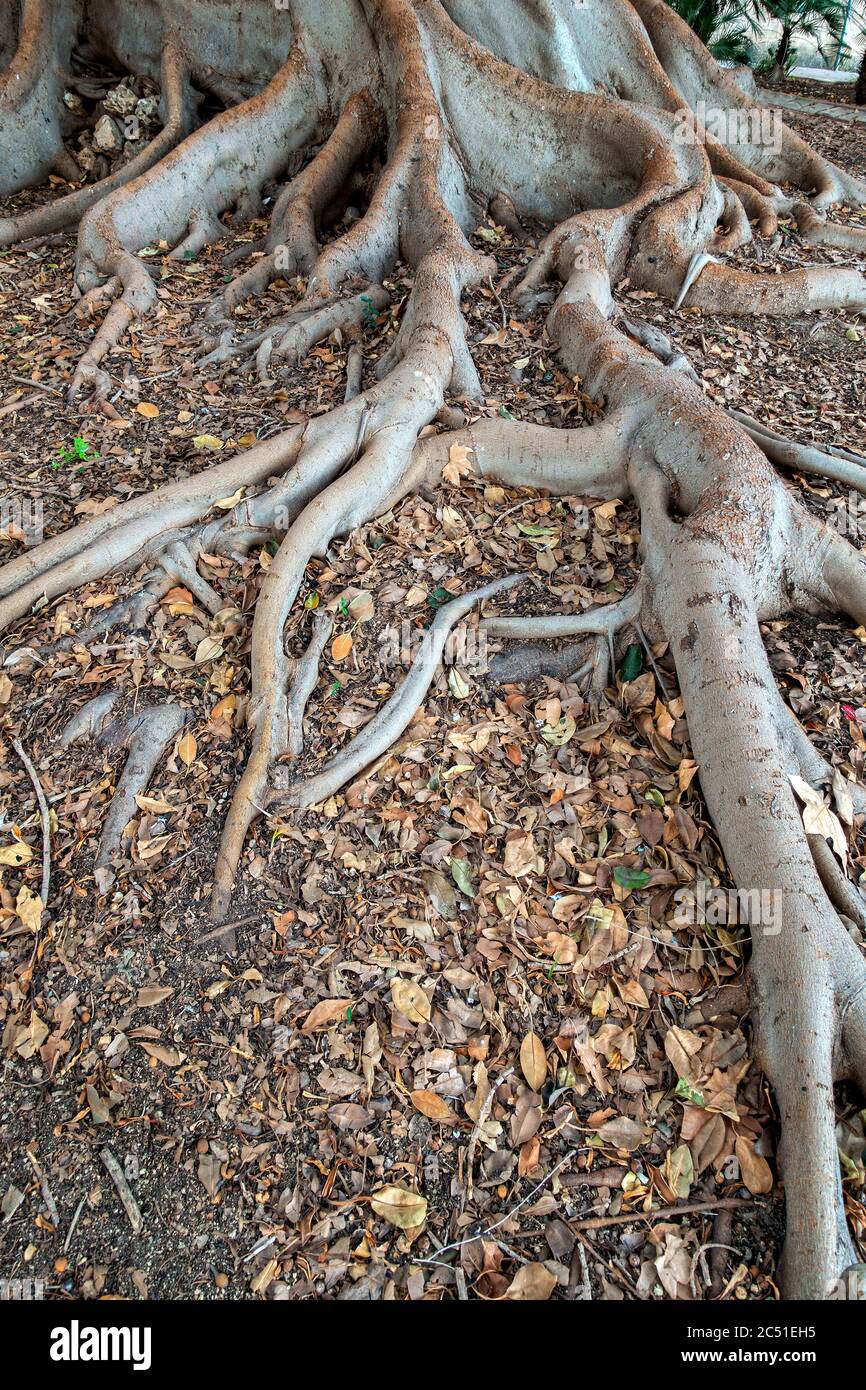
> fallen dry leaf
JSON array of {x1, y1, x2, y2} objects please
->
[
  {"x1": 520, "y1": 1032, "x2": 547, "y2": 1091},
  {"x1": 300, "y1": 997, "x2": 352, "y2": 1033},
  {"x1": 504, "y1": 1263, "x2": 557, "y2": 1300},
  {"x1": 370, "y1": 1184, "x2": 427, "y2": 1230},
  {"x1": 391, "y1": 977, "x2": 431, "y2": 1024}
]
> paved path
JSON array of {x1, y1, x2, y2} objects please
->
[{"x1": 758, "y1": 87, "x2": 866, "y2": 126}]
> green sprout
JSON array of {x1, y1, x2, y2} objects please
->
[
  {"x1": 52, "y1": 436, "x2": 100, "y2": 471},
  {"x1": 359, "y1": 293, "x2": 381, "y2": 330}
]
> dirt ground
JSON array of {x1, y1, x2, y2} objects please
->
[{"x1": 0, "y1": 80, "x2": 865, "y2": 1302}]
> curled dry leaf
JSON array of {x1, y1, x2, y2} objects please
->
[
  {"x1": 194, "y1": 636, "x2": 224, "y2": 665},
  {"x1": 789, "y1": 774, "x2": 848, "y2": 863},
  {"x1": 442, "y1": 441, "x2": 474, "y2": 486},
  {"x1": 214, "y1": 488, "x2": 244, "y2": 509},
  {"x1": 15, "y1": 885, "x2": 42, "y2": 933},
  {"x1": 177, "y1": 732, "x2": 197, "y2": 766},
  {"x1": 735, "y1": 1136, "x2": 774, "y2": 1195},
  {"x1": 391, "y1": 977, "x2": 431, "y2": 1024},
  {"x1": 348, "y1": 591, "x2": 374, "y2": 622},
  {"x1": 597, "y1": 1116, "x2": 647, "y2": 1152},
  {"x1": 331, "y1": 633, "x2": 353, "y2": 662},
  {"x1": 136, "y1": 986, "x2": 174, "y2": 1008}
]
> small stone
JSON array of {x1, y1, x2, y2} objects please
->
[
  {"x1": 93, "y1": 114, "x2": 123, "y2": 155},
  {"x1": 63, "y1": 91, "x2": 85, "y2": 115},
  {"x1": 135, "y1": 96, "x2": 160, "y2": 126},
  {"x1": 1, "y1": 1185, "x2": 25, "y2": 1220},
  {"x1": 75, "y1": 144, "x2": 98, "y2": 176},
  {"x1": 103, "y1": 83, "x2": 138, "y2": 117}
]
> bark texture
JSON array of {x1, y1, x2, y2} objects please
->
[{"x1": 2, "y1": 0, "x2": 866, "y2": 1300}]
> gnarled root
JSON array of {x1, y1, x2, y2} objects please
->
[
  {"x1": 484, "y1": 585, "x2": 643, "y2": 695},
  {"x1": 0, "y1": 427, "x2": 304, "y2": 633},
  {"x1": 210, "y1": 87, "x2": 383, "y2": 323},
  {"x1": 4, "y1": 0, "x2": 866, "y2": 1301},
  {"x1": 201, "y1": 283, "x2": 390, "y2": 382},
  {"x1": 61, "y1": 693, "x2": 187, "y2": 892},
  {"x1": 649, "y1": 544, "x2": 866, "y2": 1297},
  {"x1": 0, "y1": 0, "x2": 79, "y2": 197},
  {"x1": 276, "y1": 573, "x2": 524, "y2": 811},
  {"x1": 0, "y1": 35, "x2": 196, "y2": 247},
  {"x1": 793, "y1": 202, "x2": 866, "y2": 255},
  {"x1": 64, "y1": 44, "x2": 324, "y2": 396}
]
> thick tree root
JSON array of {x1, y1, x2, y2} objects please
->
[
  {"x1": 210, "y1": 87, "x2": 383, "y2": 323},
  {"x1": 65, "y1": 44, "x2": 325, "y2": 396},
  {"x1": 0, "y1": 0, "x2": 79, "y2": 197},
  {"x1": 0, "y1": 35, "x2": 195, "y2": 247}
]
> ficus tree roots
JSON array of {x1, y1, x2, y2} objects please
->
[{"x1": 2, "y1": 0, "x2": 866, "y2": 1299}]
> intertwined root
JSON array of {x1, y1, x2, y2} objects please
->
[{"x1": 2, "y1": 0, "x2": 866, "y2": 1298}]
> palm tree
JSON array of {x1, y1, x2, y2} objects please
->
[
  {"x1": 754, "y1": 1, "x2": 850, "y2": 76},
  {"x1": 668, "y1": 1, "x2": 758, "y2": 61},
  {"x1": 857, "y1": 46, "x2": 866, "y2": 102},
  {"x1": 669, "y1": 0, "x2": 852, "y2": 73}
]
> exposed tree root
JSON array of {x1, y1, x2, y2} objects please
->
[
  {"x1": 731, "y1": 409, "x2": 866, "y2": 497},
  {"x1": 2, "y1": 0, "x2": 866, "y2": 1298},
  {"x1": 65, "y1": 44, "x2": 326, "y2": 397},
  {"x1": 621, "y1": 316, "x2": 697, "y2": 379},
  {"x1": 483, "y1": 586, "x2": 643, "y2": 685},
  {"x1": 285, "y1": 611, "x2": 333, "y2": 759},
  {"x1": 0, "y1": 0, "x2": 79, "y2": 197},
  {"x1": 202, "y1": 284, "x2": 390, "y2": 383},
  {"x1": 275, "y1": 573, "x2": 524, "y2": 810},
  {"x1": 61, "y1": 693, "x2": 187, "y2": 892},
  {"x1": 0, "y1": 427, "x2": 305, "y2": 632},
  {"x1": 682, "y1": 261, "x2": 866, "y2": 317},
  {"x1": 793, "y1": 202, "x2": 866, "y2": 254},
  {"x1": 210, "y1": 87, "x2": 383, "y2": 323},
  {"x1": 809, "y1": 833, "x2": 866, "y2": 938},
  {"x1": 0, "y1": 34, "x2": 195, "y2": 247}
]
